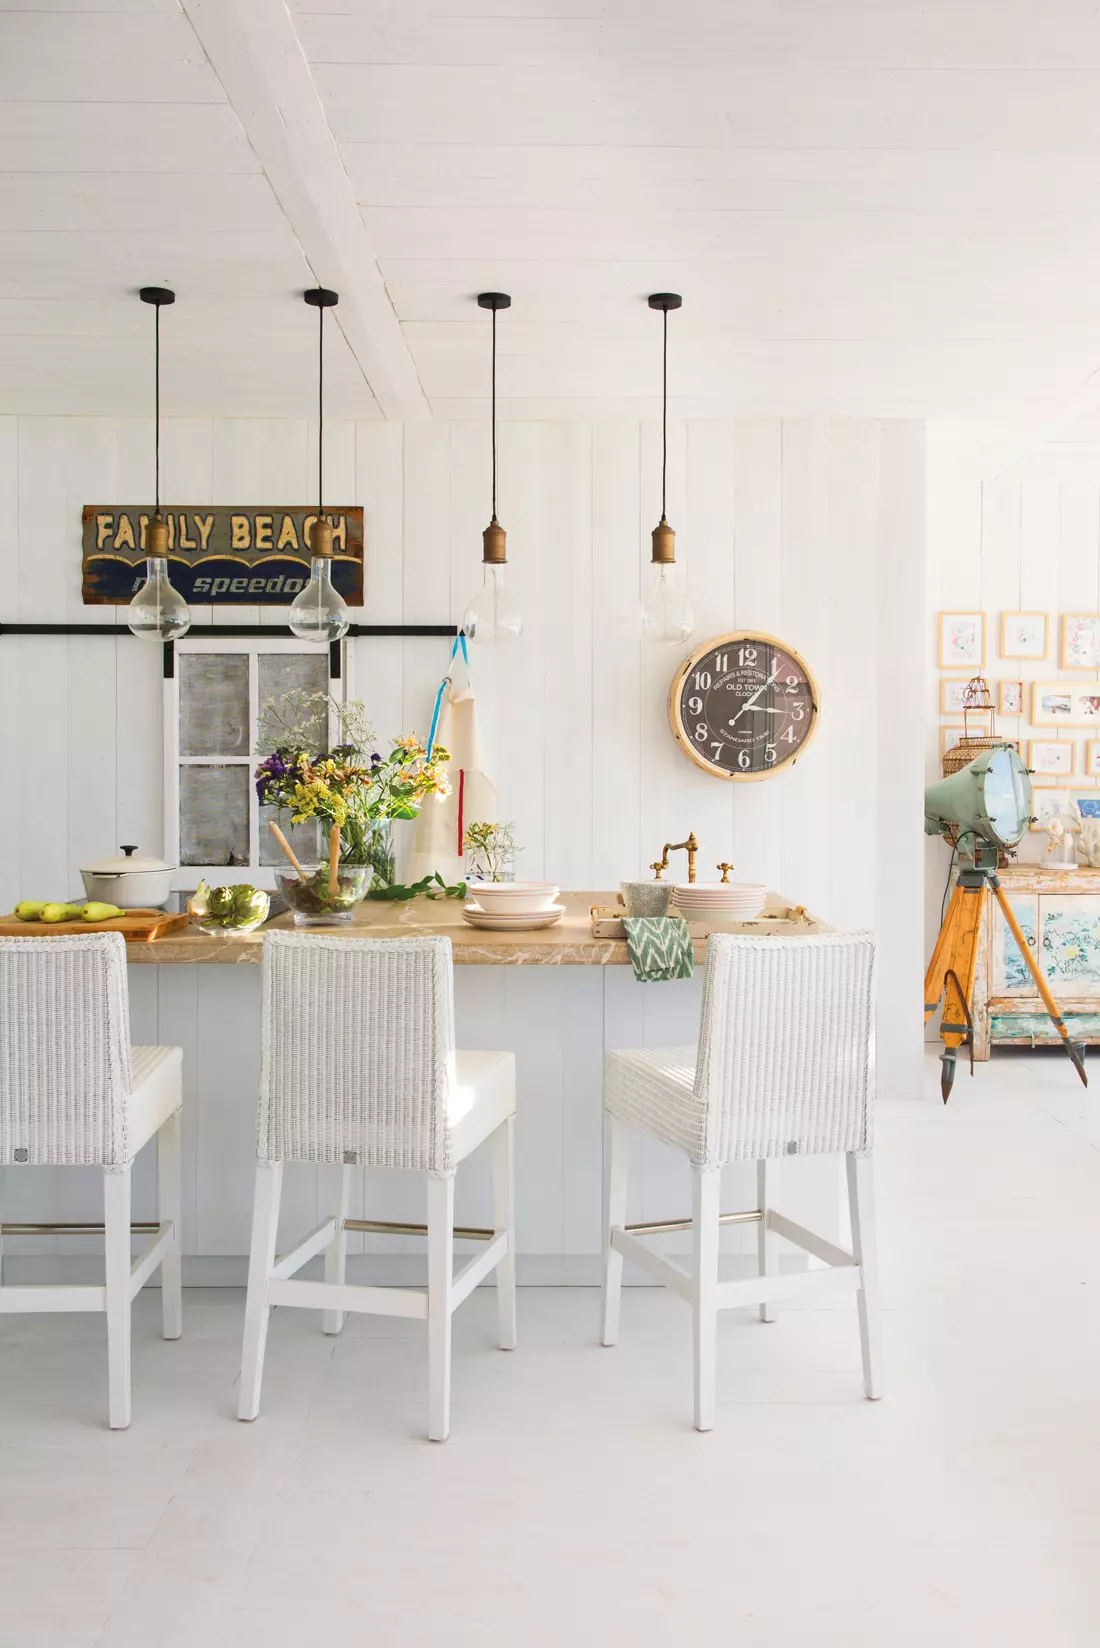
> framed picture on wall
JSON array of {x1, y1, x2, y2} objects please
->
[
  {"x1": 1030, "y1": 790, "x2": 1072, "y2": 831},
  {"x1": 1028, "y1": 739, "x2": 1076, "y2": 785},
  {"x1": 998, "y1": 680, "x2": 1024, "y2": 716},
  {"x1": 938, "y1": 612, "x2": 984, "y2": 669},
  {"x1": 940, "y1": 677, "x2": 975, "y2": 715},
  {"x1": 1031, "y1": 680, "x2": 1100, "y2": 728},
  {"x1": 1085, "y1": 741, "x2": 1100, "y2": 779},
  {"x1": 1000, "y1": 611, "x2": 1048, "y2": 660},
  {"x1": 1060, "y1": 614, "x2": 1100, "y2": 670},
  {"x1": 940, "y1": 726, "x2": 964, "y2": 758}
]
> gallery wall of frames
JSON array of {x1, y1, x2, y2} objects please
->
[
  {"x1": 925, "y1": 447, "x2": 1100, "y2": 997},
  {"x1": 935, "y1": 607, "x2": 1100, "y2": 815}
]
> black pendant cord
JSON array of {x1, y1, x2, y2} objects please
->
[
  {"x1": 154, "y1": 300, "x2": 161, "y2": 514},
  {"x1": 491, "y1": 303, "x2": 498, "y2": 522},
  {"x1": 660, "y1": 303, "x2": 668, "y2": 522},
  {"x1": 317, "y1": 300, "x2": 324, "y2": 516}
]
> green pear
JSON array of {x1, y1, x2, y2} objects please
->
[
  {"x1": 14, "y1": 901, "x2": 46, "y2": 921},
  {"x1": 80, "y1": 901, "x2": 123, "y2": 923}
]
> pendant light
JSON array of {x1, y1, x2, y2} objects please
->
[
  {"x1": 288, "y1": 288, "x2": 351, "y2": 644},
  {"x1": 641, "y1": 292, "x2": 694, "y2": 643},
  {"x1": 127, "y1": 287, "x2": 190, "y2": 641},
  {"x1": 462, "y1": 292, "x2": 522, "y2": 646}
]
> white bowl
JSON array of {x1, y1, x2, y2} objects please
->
[
  {"x1": 678, "y1": 907, "x2": 767, "y2": 929},
  {"x1": 674, "y1": 883, "x2": 767, "y2": 920},
  {"x1": 465, "y1": 880, "x2": 560, "y2": 913}
]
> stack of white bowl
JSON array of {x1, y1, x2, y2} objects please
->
[
  {"x1": 671, "y1": 881, "x2": 768, "y2": 928},
  {"x1": 463, "y1": 881, "x2": 563, "y2": 931}
]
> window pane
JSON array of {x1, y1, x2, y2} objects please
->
[
  {"x1": 179, "y1": 765, "x2": 250, "y2": 867},
  {"x1": 259, "y1": 804, "x2": 321, "y2": 868},
  {"x1": 179, "y1": 655, "x2": 250, "y2": 758},
  {"x1": 256, "y1": 654, "x2": 329, "y2": 755}
]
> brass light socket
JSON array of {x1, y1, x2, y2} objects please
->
[
  {"x1": 651, "y1": 516, "x2": 676, "y2": 564},
  {"x1": 145, "y1": 514, "x2": 169, "y2": 559},
  {"x1": 310, "y1": 517, "x2": 334, "y2": 559},
  {"x1": 482, "y1": 517, "x2": 507, "y2": 564}
]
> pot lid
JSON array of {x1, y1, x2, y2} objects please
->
[{"x1": 81, "y1": 844, "x2": 177, "y2": 874}]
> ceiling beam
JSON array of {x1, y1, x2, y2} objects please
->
[{"x1": 181, "y1": 0, "x2": 429, "y2": 422}]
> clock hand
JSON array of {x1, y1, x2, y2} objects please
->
[{"x1": 726, "y1": 664, "x2": 782, "y2": 729}]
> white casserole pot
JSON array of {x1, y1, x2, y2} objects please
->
[{"x1": 80, "y1": 846, "x2": 177, "y2": 910}]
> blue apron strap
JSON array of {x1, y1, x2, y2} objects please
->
[{"x1": 427, "y1": 633, "x2": 468, "y2": 757}]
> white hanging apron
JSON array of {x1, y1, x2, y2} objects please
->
[{"x1": 407, "y1": 636, "x2": 496, "y2": 884}]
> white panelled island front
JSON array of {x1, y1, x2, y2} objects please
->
[{"x1": 0, "y1": 895, "x2": 839, "y2": 1286}]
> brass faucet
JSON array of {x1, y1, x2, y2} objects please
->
[{"x1": 650, "y1": 832, "x2": 699, "y2": 883}]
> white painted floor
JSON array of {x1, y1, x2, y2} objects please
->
[{"x1": 1, "y1": 1048, "x2": 1098, "y2": 1647}]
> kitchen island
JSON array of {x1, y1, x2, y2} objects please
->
[
  {"x1": 127, "y1": 889, "x2": 825, "y2": 966},
  {"x1": 3, "y1": 892, "x2": 838, "y2": 1287}
]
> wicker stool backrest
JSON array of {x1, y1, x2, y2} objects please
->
[
  {"x1": 257, "y1": 932, "x2": 456, "y2": 1172},
  {"x1": 0, "y1": 933, "x2": 134, "y2": 1167},
  {"x1": 694, "y1": 932, "x2": 877, "y2": 1166}
]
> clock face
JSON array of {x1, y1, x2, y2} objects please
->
[{"x1": 669, "y1": 631, "x2": 819, "y2": 781}]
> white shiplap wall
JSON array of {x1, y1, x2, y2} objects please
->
[{"x1": 0, "y1": 413, "x2": 925, "y2": 1271}]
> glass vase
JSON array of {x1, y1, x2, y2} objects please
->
[
  {"x1": 464, "y1": 844, "x2": 515, "y2": 884},
  {"x1": 340, "y1": 817, "x2": 396, "y2": 892}
]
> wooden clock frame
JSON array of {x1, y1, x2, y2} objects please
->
[{"x1": 667, "y1": 629, "x2": 821, "y2": 783}]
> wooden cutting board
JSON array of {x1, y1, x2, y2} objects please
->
[{"x1": 0, "y1": 909, "x2": 189, "y2": 941}]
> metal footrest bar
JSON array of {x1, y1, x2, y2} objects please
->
[
  {"x1": 342, "y1": 1218, "x2": 494, "y2": 1241},
  {"x1": 1, "y1": 1222, "x2": 161, "y2": 1237},
  {"x1": 625, "y1": 1209, "x2": 763, "y2": 1238}
]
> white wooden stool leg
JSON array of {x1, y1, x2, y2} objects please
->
[
  {"x1": 322, "y1": 1163, "x2": 352, "y2": 1335},
  {"x1": 238, "y1": 1161, "x2": 283, "y2": 1422},
  {"x1": 757, "y1": 1158, "x2": 778, "y2": 1324},
  {"x1": 491, "y1": 1117, "x2": 517, "y2": 1351},
  {"x1": 600, "y1": 1113, "x2": 629, "y2": 1347},
  {"x1": 692, "y1": 1165, "x2": 721, "y2": 1432},
  {"x1": 104, "y1": 1165, "x2": 133, "y2": 1430},
  {"x1": 157, "y1": 1109, "x2": 183, "y2": 1341},
  {"x1": 427, "y1": 1172, "x2": 455, "y2": 1442},
  {"x1": 846, "y1": 1153, "x2": 883, "y2": 1400}
]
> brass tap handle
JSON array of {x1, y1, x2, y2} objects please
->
[
  {"x1": 716, "y1": 862, "x2": 734, "y2": 884},
  {"x1": 651, "y1": 832, "x2": 700, "y2": 884}
]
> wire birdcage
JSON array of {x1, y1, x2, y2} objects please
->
[{"x1": 942, "y1": 677, "x2": 1005, "y2": 775}]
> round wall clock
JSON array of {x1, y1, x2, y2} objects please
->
[{"x1": 668, "y1": 630, "x2": 820, "y2": 782}]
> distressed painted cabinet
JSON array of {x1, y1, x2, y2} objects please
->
[{"x1": 979, "y1": 865, "x2": 1100, "y2": 1054}]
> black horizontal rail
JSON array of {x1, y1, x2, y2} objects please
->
[
  {"x1": 0, "y1": 623, "x2": 456, "y2": 638},
  {"x1": 0, "y1": 622, "x2": 459, "y2": 683}
]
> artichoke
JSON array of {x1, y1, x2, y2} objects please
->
[
  {"x1": 187, "y1": 878, "x2": 269, "y2": 931},
  {"x1": 229, "y1": 884, "x2": 270, "y2": 924},
  {"x1": 207, "y1": 885, "x2": 235, "y2": 918}
]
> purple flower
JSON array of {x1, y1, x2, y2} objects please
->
[{"x1": 370, "y1": 753, "x2": 382, "y2": 767}]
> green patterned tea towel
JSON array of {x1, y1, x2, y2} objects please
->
[{"x1": 622, "y1": 915, "x2": 695, "y2": 982}]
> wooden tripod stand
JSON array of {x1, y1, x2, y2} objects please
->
[{"x1": 924, "y1": 866, "x2": 1088, "y2": 1101}]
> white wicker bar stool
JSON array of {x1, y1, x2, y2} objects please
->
[
  {"x1": 601, "y1": 931, "x2": 881, "y2": 1431},
  {"x1": 238, "y1": 931, "x2": 517, "y2": 1441},
  {"x1": 0, "y1": 933, "x2": 183, "y2": 1429}
]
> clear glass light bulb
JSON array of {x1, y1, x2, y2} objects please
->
[
  {"x1": 127, "y1": 557, "x2": 191, "y2": 641},
  {"x1": 288, "y1": 557, "x2": 350, "y2": 644},
  {"x1": 462, "y1": 563, "x2": 523, "y2": 646},
  {"x1": 641, "y1": 562, "x2": 694, "y2": 643}
]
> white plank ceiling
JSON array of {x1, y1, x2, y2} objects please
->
[{"x1": 5, "y1": 0, "x2": 1100, "y2": 430}]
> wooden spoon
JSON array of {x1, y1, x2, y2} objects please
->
[{"x1": 268, "y1": 821, "x2": 306, "y2": 882}]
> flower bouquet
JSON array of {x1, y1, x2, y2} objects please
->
[{"x1": 255, "y1": 692, "x2": 450, "y2": 920}]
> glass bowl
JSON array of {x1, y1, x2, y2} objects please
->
[
  {"x1": 276, "y1": 864, "x2": 372, "y2": 926},
  {"x1": 188, "y1": 884, "x2": 270, "y2": 935}
]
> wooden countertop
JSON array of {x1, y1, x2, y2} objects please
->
[{"x1": 125, "y1": 891, "x2": 825, "y2": 966}]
